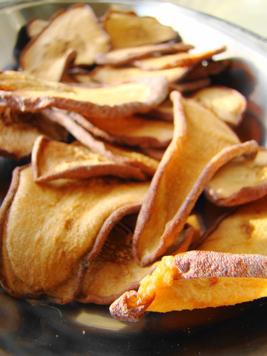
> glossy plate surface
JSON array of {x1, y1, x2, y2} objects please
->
[{"x1": 0, "y1": 1, "x2": 267, "y2": 355}]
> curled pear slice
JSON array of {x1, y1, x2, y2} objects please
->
[
  {"x1": 206, "y1": 149, "x2": 267, "y2": 206},
  {"x1": 0, "y1": 71, "x2": 168, "y2": 120},
  {"x1": 133, "y1": 91, "x2": 257, "y2": 266},
  {"x1": 110, "y1": 250, "x2": 267, "y2": 321}
]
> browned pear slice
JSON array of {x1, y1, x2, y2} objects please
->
[
  {"x1": 96, "y1": 42, "x2": 193, "y2": 66},
  {"x1": 42, "y1": 109, "x2": 159, "y2": 177},
  {"x1": 199, "y1": 195, "x2": 267, "y2": 255},
  {"x1": 110, "y1": 251, "x2": 267, "y2": 321},
  {"x1": 206, "y1": 149, "x2": 267, "y2": 206},
  {"x1": 133, "y1": 91, "x2": 258, "y2": 266},
  {"x1": 78, "y1": 221, "x2": 153, "y2": 304},
  {"x1": 0, "y1": 165, "x2": 149, "y2": 300},
  {"x1": 21, "y1": 4, "x2": 110, "y2": 80},
  {"x1": 32, "y1": 136, "x2": 147, "y2": 182},
  {"x1": 0, "y1": 107, "x2": 67, "y2": 159},
  {"x1": 0, "y1": 71, "x2": 168, "y2": 120},
  {"x1": 103, "y1": 10, "x2": 179, "y2": 49},
  {"x1": 71, "y1": 110, "x2": 173, "y2": 148},
  {"x1": 134, "y1": 47, "x2": 226, "y2": 70},
  {"x1": 193, "y1": 86, "x2": 247, "y2": 126},
  {"x1": 27, "y1": 19, "x2": 48, "y2": 38},
  {"x1": 83, "y1": 66, "x2": 189, "y2": 85}
]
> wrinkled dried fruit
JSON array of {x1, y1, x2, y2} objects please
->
[
  {"x1": 0, "y1": 107, "x2": 67, "y2": 159},
  {"x1": 84, "y1": 66, "x2": 189, "y2": 85},
  {"x1": 134, "y1": 47, "x2": 226, "y2": 70},
  {"x1": 110, "y1": 251, "x2": 267, "y2": 321},
  {"x1": 21, "y1": 4, "x2": 110, "y2": 80},
  {"x1": 193, "y1": 86, "x2": 247, "y2": 126},
  {"x1": 0, "y1": 166, "x2": 148, "y2": 301},
  {"x1": 206, "y1": 149, "x2": 267, "y2": 206},
  {"x1": 0, "y1": 71, "x2": 168, "y2": 120},
  {"x1": 133, "y1": 91, "x2": 257, "y2": 265},
  {"x1": 96, "y1": 42, "x2": 193, "y2": 66},
  {"x1": 32, "y1": 136, "x2": 149, "y2": 182},
  {"x1": 199, "y1": 195, "x2": 267, "y2": 255},
  {"x1": 103, "y1": 10, "x2": 179, "y2": 49},
  {"x1": 41, "y1": 109, "x2": 159, "y2": 177},
  {"x1": 78, "y1": 221, "x2": 153, "y2": 304}
]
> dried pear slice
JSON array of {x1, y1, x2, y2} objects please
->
[
  {"x1": 0, "y1": 71, "x2": 168, "y2": 120},
  {"x1": 0, "y1": 166, "x2": 148, "y2": 299},
  {"x1": 78, "y1": 222, "x2": 153, "y2": 304},
  {"x1": 32, "y1": 136, "x2": 146, "y2": 182},
  {"x1": 27, "y1": 19, "x2": 48, "y2": 38},
  {"x1": 21, "y1": 4, "x2": 110, "y2": 80},
  {"x1": 81, "y1": 66, "x2": 189, "y2": 85},
  {"x1": 96, "y1": 42, "x2": 193, "y2": 66},
  {"x1": 199, "y1": 196, "x2": 267, "y2": 254},
  {"x1": 133, "y1": 91, "x2": 258, "y2": 265},
  {"x1": 110, "y1": 251, "x2": 267, "y2": 321},
  {"x1": 193, "y1": 86, "x2": 247, "y2": 126},
  {"x1": 71, "y1": 110, "x2": 173, "y2": 148},
  {"x1": 103, "y1": 10, "x2": 179, "y2": 49},
  {"x1": 206, "y1": 149, "x2": 267, "y2": 206},
  {"x1": 134, "y1": 47, "x2": 226, "y2": 71},
  {"x1": 43, "y1": 109, "x2": 158, "y2": 177},
  {"x1": 0, "y1": 108, "x2": 67, "y2": 159}
]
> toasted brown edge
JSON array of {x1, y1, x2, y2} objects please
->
[
  {"x1": 32, "y1": 135, "x2": 146, "y2": 182},
  {"x1": 0, "y1": 76, "x2": 168, "y2": 120},
  {"x1": 110, "y1": 250, "x2": 267, "y2": 321},
  {"x1": 193, "y1": 85, "x2": 247, "y2": 127}
]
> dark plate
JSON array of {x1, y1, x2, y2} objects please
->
[{"x1": 0, "y1": 1, "x2": 267, "y2": 355}]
